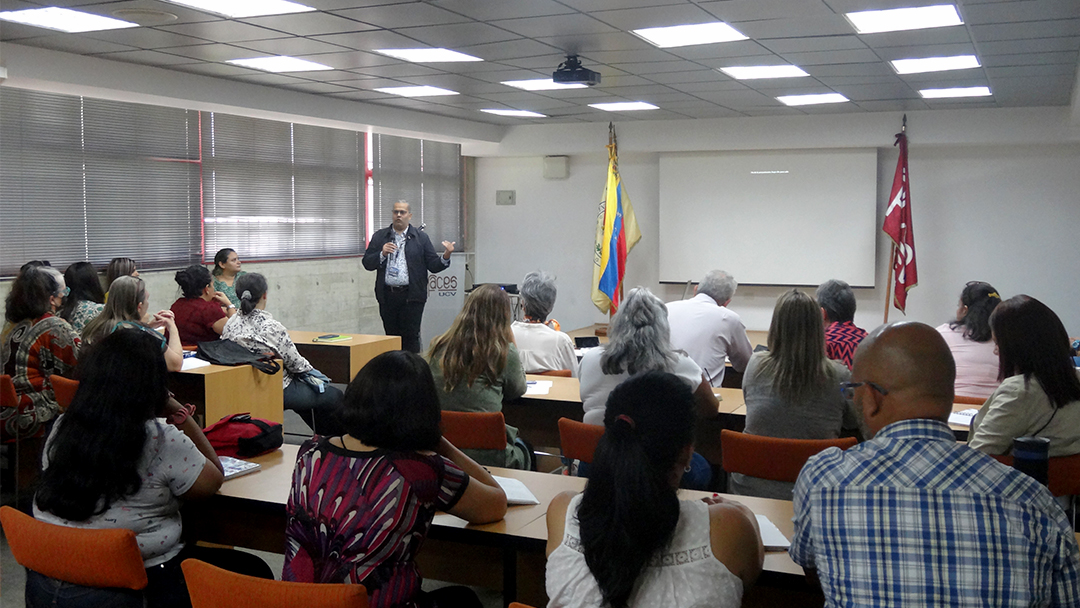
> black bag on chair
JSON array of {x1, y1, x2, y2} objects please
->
[{"x1": 195, "y1": 340, "x2": 281, "y2": 375}]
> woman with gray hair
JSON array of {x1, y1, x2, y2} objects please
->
[
  {"x1": 578, "y1": 287, "x2": 719, "y2": 489},
  {"x1": 511, "y1": 271, "x2": 577, "y2": 375}
]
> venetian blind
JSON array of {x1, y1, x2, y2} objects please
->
[{"x1": 371, "y1": 134, "x2": 463, "y2": 248}]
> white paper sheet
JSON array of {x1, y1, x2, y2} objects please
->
[
  {"x1": 493, "y1": 476, "x2": 540, "y2": 505},
  {"x1": 948, "y1": 408, "x2": 979, "y2": 427},
  {"x1": 525, "y1": 380, "x2": 553, "y2": 396},
  {"x1": 181, "y1": 356, "x2": 212, "y2": 371},
  {"x1": 756, "y1": 514, "x2": 790, "y2": 550}
]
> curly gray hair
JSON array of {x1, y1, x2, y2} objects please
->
[
  {"x1": 520, "y1": 271, "x2": 557, "y2": 322},
  {"x1": 601, "y1": 287, "x2": 677, "y2": 376},
  {"x1": 698, "y1": 270, "x2": 737, "y2": 305}
]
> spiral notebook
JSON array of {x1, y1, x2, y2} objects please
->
[{"x1": 220, "y1": 456, "x2": 261, "y2": 480}]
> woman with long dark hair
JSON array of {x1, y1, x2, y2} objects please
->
[
  {"x1": 426, "y1": 284, "x2": 529, "y2": 469},
  {"x1": 171, "y1": 265, "x2": 236, "y2": 346},
  {"x1": 283, "y1": 350, "x2": 506, "y2": 608},
  {"x1": 32, "y1": 329, "x2": 270, "y2": 607},
  {"x1": 936, "y1": 281, "x2": 1002, "y2": 400},
  {"x1": 58, "y1": 262, "x2": 105, "y2": 336},
  {"x1": 546, "y1": 371, "x2": 763, "y2": 608},
  {"x1": 733, "y1": 289, "x2": 854, "y2": 499},
  {"x1": 969, "y1": 295, "x2": 1080, "y2": 457},
  {"x1": 1, "y1": 266, "x2": 79, "y2": 443}
]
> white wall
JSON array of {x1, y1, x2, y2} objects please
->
[{"x1": 474, "y1": 119, "x2": 1080, "y2": 337}]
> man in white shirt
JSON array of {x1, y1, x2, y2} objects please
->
[
  {"x1": 511, "y1": 271, "x2": 577, "y2": 376},
  {"x1": 667, "y1": 269, "x2": 753, "y2": 386}
]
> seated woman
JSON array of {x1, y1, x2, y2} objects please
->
[
  {"x1": 969, "y1": 295, "x2": 1080, "y2": 457},
  {"x1": 283, "y1": 350, "x2": 507, "y2": 608},
  {"x1": 426, "y1": 284, "x2": 530, "y2": 469},
  {"x1": 33, "y1": 329, "x2": 271, "y2": 608},
  {"x1": 1, "y1": 266, "x2": 79, "y2": 443},
  {"x1": 732, "y1": 289, "x2": 854, "y2": 500},
  {"x1": 546, "y1": 371, "x2": 763, "y2": 608},
  {"x1": 58, "y1": 262, "x2": 105, "y2": 336},
  {"x1": 511, "y1": 271, "x2": 577, "y2": 376},
  {"x1": 936, "y1": 281, "x2": 1002, "y2": 401},
  {"x1": 221, "y1": 273, "x2": 343, "y2": 436},
  {"x1": 82, "y1": 276, "x2": 184, "y2": 372},
  {"x1": 171, "y1": 265, "x2": 237, "y2": 347},
  {"x1": 104, "y1": 257, "x2": 138, "y2": 302},
  {"x1": 211, "y1": 248, "x2": 246, "y2": 309}
]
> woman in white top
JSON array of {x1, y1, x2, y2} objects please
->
[
  {"x1": 547, "y1": 371, "x2": 763, "y2": 608},
  {"x1": 510, "y1": 271, "x2": 577, "y2": 376},
  {"x1": 936, "y1": 281, "x2": 1002, "y2": 400}
]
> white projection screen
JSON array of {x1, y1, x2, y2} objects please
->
[{"x1": 659, "y1": 148, "x2": 878, "y2": 286}]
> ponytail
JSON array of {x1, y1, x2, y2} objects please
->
[
  {"x1": 235, "y1": 273, "x2": 268, "y2": 315},
  {"x1": 577, "y1": 371, "x2": 696, "y2": 608}
]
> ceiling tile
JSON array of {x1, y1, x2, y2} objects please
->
[
  {"x1": 475, "y1": 90, "x2": 555, "y2": 103},
  {"x1": 556, "y1": 0, "x2": 686, "y2": 11},
  {"x1": 980, "y1": 50, "x2": 1079, "y2": 67},
  {"x1": 310, "y1": 29, "x2": 423, "y2": 50},
  {"x1": 989, "y1": 75, "x2": 1074, "y2": 104},
  {"x1": 396, "y1": 74, "x2": 508, "y2": 94},
  {"x1": 171, "y1": 62, "x2": 262, "y2": 77},
  {"x1": 159, "y1": 21, "x2": 289, "y2": 43},
  {"x1": 779, "y1": 48, "x2": 882, "y2": 65},
  {"x1": 859, "y1": 27, "x2": 972, "y2": 48},
  {"x1": 396, "y1": 22, "x2": 521, "y2": 47},
  {"x1": 43, "y1": 0, "x2": 223, "y2": 25},
  {"x1": 578, "y1": 48, "x2": 679, "y2": 64},
  {"x1": 330, "y1": 2, "x2": 470, "y2": 28},
  {"x1": 16, "y1": 34, "x2": 135, "y2": 55},
  {"x1": 645, "y1": 69, "x2": 727, "y2": 84},
  {"x1": 816, "y1": 74, "x2": 905, "y2": 87},
  {"x1": 670, "y1": 80, "x2": 750, "y2": 92},
  {"x1": 304, "y1": 0, "x2": 414, "y2": 8},
  {"x1": 326, "y1": 89, "x2": 397, "y2": 101},
  {"x1": 822, "y1": 0, "x2": 948, "y2": 13},
  {"x1": 892, "y1": 66, "x2": 985, "y2": 82},
  {"x1": 663, "y1": 40, "x2": 774, "y2": 60},
  {"x1": 492, "y1": 14, "x2": 619, "y2": 38},
  {"x1": 700, "y1": 0, "x2": 837, "y2": 22},
  {"x1": 431, "y1": 0, "x2": 574, "y2": 21},
  {"x1": 589, "y1": 4, "x2": 718, "y2": 30},
  {"x1": 157, "y1": 43, "x2": 263, "y2": 62},
  {"x1": 296, "y1": 49, "x2": 397, "y2": 69},
  {"x1": 761, "y1": 35, "x2": 869, "y2": 54},
  {"x1": 808, "y1": 62, "x2": 897, "y2": 77},
  {"x1": 279, "y1": 81, "x2": 357, "y2": 94},
  {"x1": 299, "y1": 69, "x2": 376, "y2": 82},
  {"x1": 667, "y1": 105, "x2": 746, "y2": 118},
  {"x1": 94, "y1": 48, "x2": 201, "y2": 66},
  {"x1": 695, "y1": 88, "x2": 781, "y2": 108},
  {"x1": 608, "y1": 59, "x2": 703, "y2": 73},
  {"x1": 970, "y1": 19, "x2": 1080, "y2": 41},
  {"x1": 498, "y1": 53, "x2": 572, "y2": 69},
  {"x1": 457, "y1": 38, "x2": 561, "y2": 61},
  {"x1": 238, "y1": 36, "x2": 353, "y2": 56},
  {"x1": 736, "y1": 106, "x2": 802, "y2": 116},
  {"x1": 1, "y1": 22, "x2": 61, "y2": 41},
  {"x1": 239, "y1": 13, "x2": 376, "y2": 37},
  {"x1": 733, "y1": 15, "x2": 855, "y2": 40},
  {"x1": 837, "y1": 83, "x2": 920, "y2": 100},
  {"x1": 465, "y1": 68, "x2": 551, "y2": 83},
  {"x1": 536, "y1": 31, "x2": 657, "y2": 55},
  {"x1": 356, "y1": 63, "x2": 448, "y2": 78},
  {"x1": 986, "y1": 63, "x2": 1078, "y2": 78},
  {"x1": 226, "y1": 72, "x2": 318, "y2": 86},
  {"x1": 873, "y1": 43, "x2": 976, "y2": 61},
  {"x1": 85, "y1": 28, "x2": 208, "y2": 49},
  {"x1": 854, "y1": 99, "x2": 930, "y2": 112},
  {"x1": 963, "y1": 0, "x2": 1080, "y2": 25},
  {"x1": 977, "y1": 36, "x2": 1080, "y2": 55}
]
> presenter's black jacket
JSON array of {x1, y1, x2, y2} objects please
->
[{"x1": 362, "y1": 224, "x2": 448, "y2": 304}]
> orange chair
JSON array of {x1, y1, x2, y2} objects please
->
[
  {"x1": 558, "y1": 417, "x2": 605, "y2": 464},
  {"x1": 509, "y1": 604, "x2": 537, "y2": 608},
  {"x1": 534, "y1": 369, "x2": 572, "y2": 377},
  {"x1": 953, "y1": 395, "x2": 985, "y2": 406},
  {"x1": 720, "y1": 430, "x2": 858, "y2": 483},
  {"x1": 49, "y1": 375, "x2": 79, "y2": 410},
  {"x1": 0, "y1": 505, "x2": 148, "y2": 592},
  {"x1": 440, "y1": 410, "x2": 507, "y2": 451},
  {"x1": 182, "y1": 559, "x2": 368, "y2": 608},
  {"x1": 989, "y1": 453, "x2": 1080, "y2": 498}
]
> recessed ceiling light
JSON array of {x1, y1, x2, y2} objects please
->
[
  {"x1": 589, "y1": 102, "x2": 659, "y2": 112},
  {"x1": 161, "y1": 0, "x2": 314, "y2": 18},
  {"x1": 919, "y1": 86, "x2": 991, "y2": 98},
  {"x1": 501, "y1": 79, "x2": 589, "y2": 91},
  {"x1": 374, "y1": 86, "x2": 460, "y2": 97},
  {"x1": 631, "y1": 22, "x2": 748, "y2": 48},
  {"x1": 481, "y1": 109, "x2": 547, "y2": 118},
  {"x1": 374, "y1": 48, "x2": 483, "y2": 63},
  {"x1": 0, "y1": 7, "x2": 137, "y2": 33},
  {"x1": 719, "y1": 65, "x2": 810, "y2": 80},
  {"x1": 891, "y1": 55, "x2": 980, "y2": 74},
  {"x1": 776, "y1": 93, "x2": 849, "y2": 106},
  {"x1": 845, "y1": 4, "x2": 962, "y2": 34},
  {"x1": 227, "y1": 56, "x2": 332, "y2": 73}
]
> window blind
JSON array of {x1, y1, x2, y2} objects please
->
[{"x1": 371, "y1": 134, "x2": 463, "y2": 248}]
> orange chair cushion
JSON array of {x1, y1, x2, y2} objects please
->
[
  {"x1": 558, "y1": 417, "x2": 604, "y2": 464},
  {"x1": 0, "y1": 506, "x2": 148, "y2": 590},
  {"x1": 534, "y1": 369, "x2": 572, "y2": 378},
  {"x1": 49, "y1": 375, "x2": 79, "y2": 410},
  {"x1": 720, "y1": 430, "x2": 858, "y2": 483},
  {"x1": 988, "y1": 453, "x2": 1080, "y2": 497},
  {"x1": 0, "y1": 375, "x2": 16, "y2": 408},
  {"x1": 440, "y1": 411, "x2": 506, "y2": 451},
  {"x1": 182, "y1": 559, "x2": 368, "y2": 608},
  {"x1": 953, "y1": 395, "x2": 986, "y2": 406}
]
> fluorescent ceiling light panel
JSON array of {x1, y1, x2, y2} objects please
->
[
  {"x1": 227, "y1": 56, "x2": 332, "y2": 72},
  {"x1": 481, "y1": 109, "x2": 547, "y2": 118},
  {"x1": 845, "y1": 4, "x2": 962, "y2": 34},
  {"x1": 776, "y1": 93, "x2": 849, "y2": 106},
  {"x1": 374, "y1": 48, "x2": 483, "y2": 62},
  {"x1": 919, "y1": 86, "x2": 991, "y2": 98},
  {"x1": 589, "y1": 102, "x2": 659, "y2": 112},
  {"x1": 375, "y1": 86, "x2": 460, "y2": 97},
  {"x1": 890, "y1": 55, "x2": 980, "y2": 74},
  {"x1": 501, "y1": 79, "x2": 588, "y2": 91},
  {"x1": 162, "y1": 0, "x2": 315, "y2": 18},
  {"x1": 0, "y1": 7, "x2": 137, "y2": 33},
  {"x1": 631, "y1": 22, "x2": 748, "y2": 48},
  {"x1": 719, "y1": 65, "x2": 810, "y2": 80}
]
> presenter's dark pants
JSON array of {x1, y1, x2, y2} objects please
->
[{"x1": 379, "y1": 284, "x2": 426, "y2": 353}]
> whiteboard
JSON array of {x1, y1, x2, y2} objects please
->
[{"x1": 658, "y1": 149, "x2": 878, "y2": 286}]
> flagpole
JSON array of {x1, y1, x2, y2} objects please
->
[{"x1": 883, "y1": 243, "x2": 895, "y2": 324}]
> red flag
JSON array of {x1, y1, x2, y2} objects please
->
[{"x1": 883, "y1": 130, "x2": 917, "y2": 313}]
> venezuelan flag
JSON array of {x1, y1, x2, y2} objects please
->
[{"x1": 591, "y1": 129, "x2": 640, "y2": 314}]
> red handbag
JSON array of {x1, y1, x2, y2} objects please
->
[{"x1": 203, "y1": 413, "x2": 283, "y2": 458}]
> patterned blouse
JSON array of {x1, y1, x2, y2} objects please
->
[
  {"x1": 283, "y1": 438, "x2": 469, "y2": 608},
  {"x1": 212, "y1": 271, "x2": 247, "y2": 309},
  {"x1": 0, "y1": 314, "x2": 79, "y2": 442},
  {"x1": 220, "y1": 309, "x2": 309, "y2": 388},
  {"x1": 66, "y1": 300, "x2": 104, "y2": 336}
]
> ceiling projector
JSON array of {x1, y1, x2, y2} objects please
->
[{"x1": 553, "y1": 55, "x2": 601, "y2": 86}]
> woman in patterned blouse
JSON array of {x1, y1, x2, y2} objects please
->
[
  {"x1": 58, "y1": 262, "x2": 105, "y2": 336},
  {"x1": 283, "y1": 350, "x2": 506, "y2": 608}
]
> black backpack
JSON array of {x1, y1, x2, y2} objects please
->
[{"x1": 195, "y1": 339, "x2": 281, "y2": 375}]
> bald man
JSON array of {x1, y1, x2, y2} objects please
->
[{"x1": 789, "y1": 322, "x2": 1080, "y2": 607}]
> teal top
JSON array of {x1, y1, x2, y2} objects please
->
[{"x1": 212, "y1": 270, "x2": 247, "y2": 308}]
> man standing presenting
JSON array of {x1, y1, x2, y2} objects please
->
[
  {"x1": 790, "y1": 322, "x2": 1080, "y2": 606},
  {"x1": 362, "y1": 200, "x2": 454, "y2": 353},
  {"x1": 667, "y1": 269, "x2": 753, "y2": 386}
]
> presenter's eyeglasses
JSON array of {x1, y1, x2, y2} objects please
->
[{"x1": 840, "y1": 381, "x2": 889, "y2": 400}]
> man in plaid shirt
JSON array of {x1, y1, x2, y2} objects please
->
[{"x1": 790, "y1": 322, "x2": 1080, "y2": 607}]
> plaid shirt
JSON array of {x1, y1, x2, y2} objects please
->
[{"x1": 790, "y1": 418, "x2": 1080, "y2": 607}]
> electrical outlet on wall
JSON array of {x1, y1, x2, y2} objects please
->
[{"x1": 496, "y1": 190, "x2": 516, "y2": 206}]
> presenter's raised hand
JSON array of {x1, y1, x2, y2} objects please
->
[
  {"x1": 382, "y1": 242, "x2": 397, "y2": 255},
  {"x1": 442, "y1": 241, "x2": 456, "y2": 259}
]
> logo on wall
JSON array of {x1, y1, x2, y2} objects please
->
[{"x1": 429, "y1": 275, "x2": 458, "y2": 297}]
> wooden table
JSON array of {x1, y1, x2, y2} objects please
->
[
  {"x1": 188, "y1": 444, "x2": 803, "y2": 606},
  {"x1": 288, "y1": 332, "x2": 401, "y2": 385},
  {"x1": 169, "y1": 362, "x2": 284, "y2": 426}
]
